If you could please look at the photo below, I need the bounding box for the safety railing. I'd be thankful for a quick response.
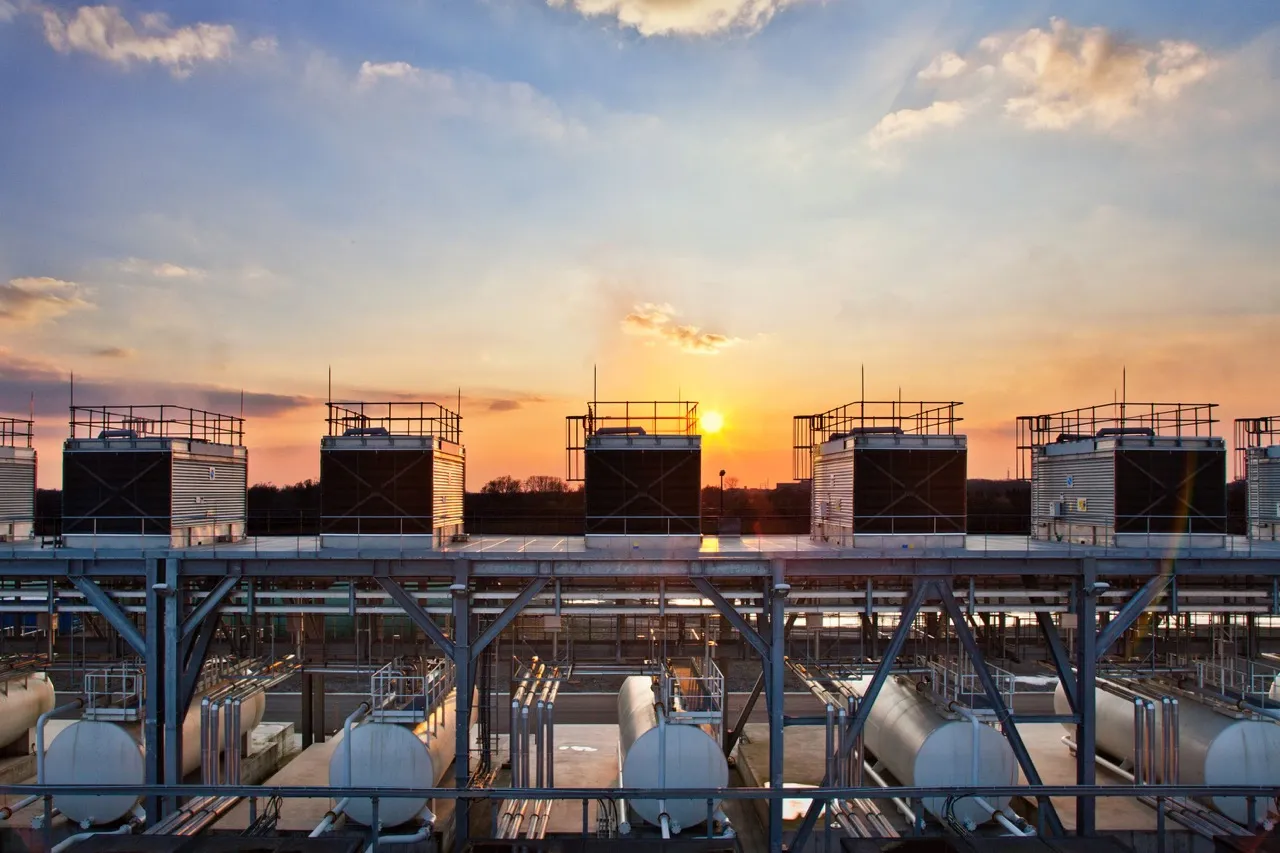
[326,401,461,443]
[69,405,244,445]
[926,656,1016,714]
[370,657,455,724]
[0,417,33,449]
[83,664,145,721]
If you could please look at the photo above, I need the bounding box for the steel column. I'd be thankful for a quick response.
[375,577,455,657]
[163,558,182,815]
[768,566,788,853]
[1077,560,1099,834]
[470,577,549,662]
[789,581,930,852]
[143,559,165,823]
[453,562,473,848]
[934,580,1064,836]
[1096,571,1171,656]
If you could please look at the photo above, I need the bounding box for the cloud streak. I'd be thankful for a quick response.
[621,303,740,354]
[0,277,92,324]
[120,258,205,279]
[547,0,799,37]
[39,5,237,77]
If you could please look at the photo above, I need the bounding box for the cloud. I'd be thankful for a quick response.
[621,302,740,354]
[40,5,236,77]
[0,1,17,23]
[0,277,92,324]
[352,60,575,141]
[867,100,966,149]
[875,18,1217,148]
[120,258,204,279]
[0,349,319,419]
[918,51,966,81]
[546,0,799,37]
[90,346,135,359]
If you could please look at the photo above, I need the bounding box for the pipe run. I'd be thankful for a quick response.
[50,804,144,853]
[310,798,350,838]
[37,699,86,786]
[364,806,434,852]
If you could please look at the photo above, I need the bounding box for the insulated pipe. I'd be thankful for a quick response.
[1145,701,1157,786]
[209,700,221,785]
[36,698,84,786]
[1133,698,1145,784]
[309,798,350,838]
[1171,699,1181,784]
[1161,698,1172,784]
[547,679,560,788]
[949,703,982,785]
[363,807,434,852]
[342,702,371,795]
[51,823,132,853]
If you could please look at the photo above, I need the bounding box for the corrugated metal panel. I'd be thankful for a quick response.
[812,448,854,536]
[1248,450,1280,523]
[1031,448,1114,526]
[172,451,247,527]
[433,448,465,532]
[0,455,36,522]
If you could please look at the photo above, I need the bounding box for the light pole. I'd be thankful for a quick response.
[719,469,726,520]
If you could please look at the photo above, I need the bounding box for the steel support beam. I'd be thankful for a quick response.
[1096,571,1171,656]
[375,577,455,658]
[724,610,799,758]
[934,580,1065,837]
[790,581,930,852]
[143,560,165,822]
[470,577,549,662]
[1077,561,1099,834]
[767,565,787,853]
[70,575,146,655]
[180,574,238,640]
[163,558,181,815]
[1036,611,1078,715]
[452,563,473,849]
[690,577,770,660]
[178,614,220,713]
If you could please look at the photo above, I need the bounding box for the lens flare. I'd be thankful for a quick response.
[701,411,724,434]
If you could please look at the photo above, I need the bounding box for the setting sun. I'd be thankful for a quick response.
[701,410,724,434]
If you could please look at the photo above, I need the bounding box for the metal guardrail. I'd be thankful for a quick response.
[370,657,455,723]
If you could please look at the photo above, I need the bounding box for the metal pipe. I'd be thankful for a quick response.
[949,703,982,785]
[223,698,235,788]
[343,702,371,793]
[547,679,560,788]
[51,823,132,853]
[1161,697,1172,785]
[860,759,918,824]
[37,699,85,785]
[363,806,434,851]
[1145,701,1157,785]
[1133,698,1145,785]
[309,798,350,838]
[1171,699,1181,785]
[200,698,210,785]
[209,700,221,786]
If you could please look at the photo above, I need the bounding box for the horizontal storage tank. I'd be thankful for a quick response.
[0,672,55,749]
[43,689,265,826]
[1056,683,1280,823]
[329,690,460,827]
[849,676,1017,827]
[617,675,729,832]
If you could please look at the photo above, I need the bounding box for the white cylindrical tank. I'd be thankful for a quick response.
[1056,683,1280,823]
[330,694,459,827]
[0,673,55,749]
[849,676,1018,827]
[43,720,145,826]
[43,689,267,826]
[617,675,729,832]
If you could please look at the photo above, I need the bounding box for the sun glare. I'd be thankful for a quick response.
[701,410,724,434]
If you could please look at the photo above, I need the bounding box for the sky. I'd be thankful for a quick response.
[1,0,1279,490]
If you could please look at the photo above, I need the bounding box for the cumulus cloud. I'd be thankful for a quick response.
[874,18,1216,147]
[120,257,204,279]
[621,302,740,355]
[354,60,574,141]
[0,277,92,324]
[546,0,799,37]
[868,101,966,149]
[40,5,236,77]
[918,51,966,81]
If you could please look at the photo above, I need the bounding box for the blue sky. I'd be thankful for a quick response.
[2,0,1278,486]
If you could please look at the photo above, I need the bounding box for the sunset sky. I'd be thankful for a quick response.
[2,0,1278,489]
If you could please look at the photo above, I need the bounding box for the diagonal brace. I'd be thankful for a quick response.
[471,578,549,662]
[1036,612,1078,715]
[377,578,455,658]
[1096,573,1171,656]
[180,575,239,640]
[179,614,220,712]
[70,576,145,655]
[935,580,1065,837]
[691,577,770,661]
[790,581,931,853]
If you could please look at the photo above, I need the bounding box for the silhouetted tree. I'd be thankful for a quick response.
[523,475,569,494]
[481,475,523,495]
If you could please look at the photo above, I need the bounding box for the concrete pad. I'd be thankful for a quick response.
[543,724,618,835]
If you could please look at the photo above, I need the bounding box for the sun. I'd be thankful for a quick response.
[701,410,724,434]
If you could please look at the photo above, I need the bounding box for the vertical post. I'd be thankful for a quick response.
[315,673,327,742]
[1076,559,1098,835]
[768,562,787,853]
[144,559,165,823]
[301,672,314,748]
[163,558,181,814]
[453,562,473,848]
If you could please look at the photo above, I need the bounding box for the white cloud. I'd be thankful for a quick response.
[547,0,799,37]
[0,1,17,23]
[0,277,92,324]
[621,302,740,354]
[354,60,576,141]
[918,51,966,81]
[120,258,204,279]
[867,101,965,149]
[40,5,236,77]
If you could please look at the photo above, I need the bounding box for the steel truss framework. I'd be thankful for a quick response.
[4,548,1280,852]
